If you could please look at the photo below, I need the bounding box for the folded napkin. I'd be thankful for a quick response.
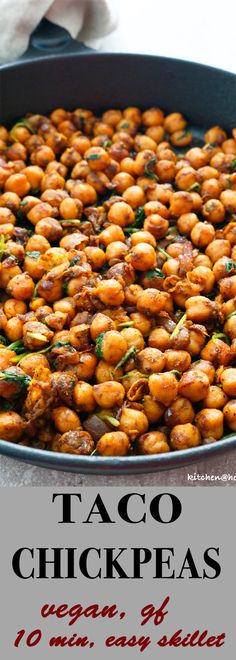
[0,0,117,63]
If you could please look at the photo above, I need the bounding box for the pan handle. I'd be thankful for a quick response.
[21,17,93,60]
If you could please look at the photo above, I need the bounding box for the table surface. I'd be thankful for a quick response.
[1,0,236,487]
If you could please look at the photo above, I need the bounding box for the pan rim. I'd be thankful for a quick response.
[0,434,236,474]
[1,51,235,79]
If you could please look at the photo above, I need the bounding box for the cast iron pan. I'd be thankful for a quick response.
[0,20,236,473]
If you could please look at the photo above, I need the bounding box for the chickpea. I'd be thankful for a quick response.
[73,352,97,381]
[148,327,170,351]
[0,411,24,441]
[98,222,125,245]
[170,423,201,450]
[188,266,215,294]
[178,370,210,402]
[93,381,125,408]
[136,347,165,374]
[97,431,130,456]
[149,372,178,406]
[5,317,23,341]
[187,326,207,356]
[191,221,215,248]
[5,173,30,196]
[143,214,169,238]
[201,179,222,202]
[219,368,236,397]
[96,279,125,306]
[224,315,236,340]
[0,348,16,370]
[122,185,145,208]
[6,272,35,300]
[54,429,94,455]
[96,330,127,365]
[188,359,215,384]
[26,234,50,253]
[185,296,217,323]
[136,431,169,455]
[164,112,186,134]
[3,299,27,318]
[205,239,231,263]
[111,172,135,193]
[195,408,224,440]
[164,397,194,427]
[51,406,81,434]
[129,312,152,336]
[165,349,191,373]
[108,201,135,227]
[156,160,176,182]
[105,241,128,263]
[204,125,227,145]
[220,190,236,213]
[0,207,16,225]
[177,213,198,235]
[126,242,157,271]
[136,288,170,315]
[202,385,228,409]
[95,360,123,383]
[70,181,97,205]
[90,313,115,341]
[20,354,50,377]
[186,147,208,169]
[169,191,193,216]
[72,382,95,412]
[146,125,165,143]
[202,199,225,224]
[119,407,149,439]
[120,327,144,351]
[142,395,164,423]
[223,400,236,431]
[35,217,63,242]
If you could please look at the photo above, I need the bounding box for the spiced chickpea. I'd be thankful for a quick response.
[126,242,157,271]
[93,381,125,408]
[119,408,149,439]
[188,360,215,384]
[96,279,125,306]
[136,288,170,315]
[177,213,198,235]
[170,423,201,450]
[52,406,81,433]
[202,385,228,409]
[164,397,194,428]
[108,201,135,227]
[149,372,178,406]
[205,239,231,263]
[0,412,24,442]
[137,347,166,374]
[97,431,130,457]
[223,400,236,431]
[120,327,144,351]
[185,296,217,323]
[136,431,169,455]
[178,370,210,402]
[195,408,224,440]
[148,327,170,351]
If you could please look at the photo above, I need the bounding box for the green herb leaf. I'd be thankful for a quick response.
[225,259,236,273]
[87,154,100,161]
[170,313,187,339]
[230,158,236,172]
[69,255,81,267]
[12,341,72,364]
[156,245,170,260]
[144,157,158,180]
[187,182,201,192]
[114,346,137,372]
[118,321,134,328]
[62,281,68,296]
[0,335,8,346]
[170,370,182,379]
[145,268,165,279]
[7,339,25,355]
[0,369,32,389]
[226,310,236,320]
[176,128,188,140]
[10,119,36,141]
[226,179,232,189]
[25,251,41,259]
[103,139,112,149]
[212,333,230,345]
[97,412,120,427]
[120,370,149,380]
[95,332,106,359]
[0,234,10,262]
[124,206,144,234]
[32,281,40,298]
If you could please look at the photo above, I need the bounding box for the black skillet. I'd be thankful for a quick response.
[0,19,236,474]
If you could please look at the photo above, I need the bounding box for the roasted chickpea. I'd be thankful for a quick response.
[202,385,228,409]
[165,349,191,373]
[164,397,194,427]
[170,423,201,450]
[52,406,81,433]
[96,330,128,365]
[96,279,125,306]
[6,272,35,300]
[136,288,170,315]
[93,381,125,408]
[0,412,24,441]
[108,201,135,227]
[119,408,149,439]
[178,370,210,402]
[223,400,236,431]
[97,431,130,456]
[53,429,94,455]
[120,327,145,351]
[136,431,169,454]
[137,347,166,374]
[185,296,217,323]
[195,408,224,440]
[126,242,157,271]
[105,241,128,262]
[148,327,170,351]
[201,338,231,367]
[149,372,178,406]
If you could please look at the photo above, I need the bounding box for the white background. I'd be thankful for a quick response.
[100,0,236,74]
